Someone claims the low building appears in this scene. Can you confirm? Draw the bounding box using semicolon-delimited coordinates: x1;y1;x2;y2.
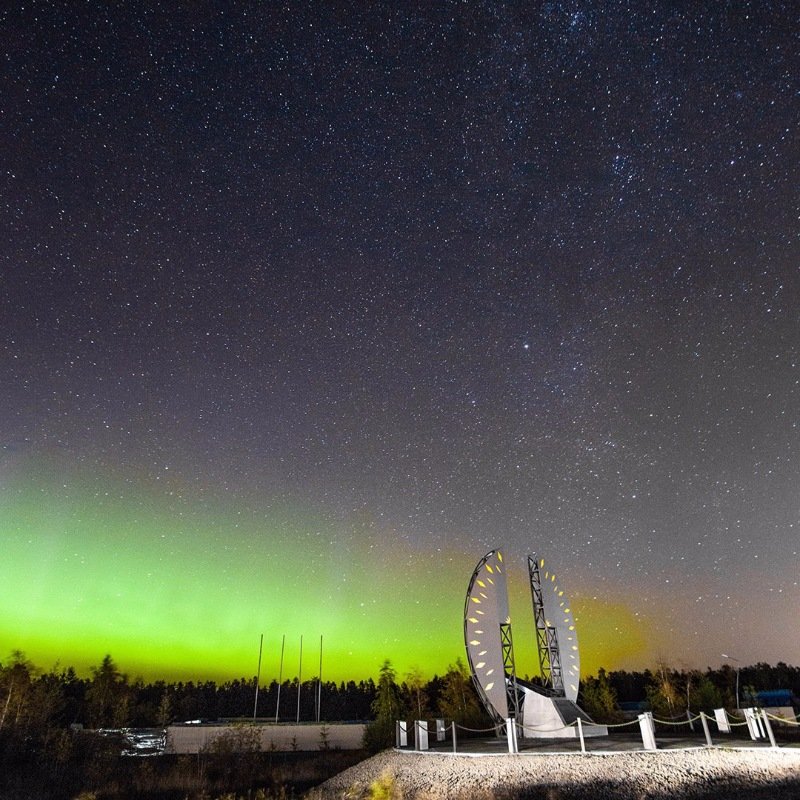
166;721;366;753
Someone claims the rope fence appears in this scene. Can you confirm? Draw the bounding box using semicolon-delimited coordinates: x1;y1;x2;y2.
518;720;578;734
602;719;641;728
453;724;498;733
651;715;702;726
765;712;800;726
395;704;797;755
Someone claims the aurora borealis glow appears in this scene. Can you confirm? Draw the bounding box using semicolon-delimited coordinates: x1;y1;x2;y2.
1;4;798;683
2;454;652;681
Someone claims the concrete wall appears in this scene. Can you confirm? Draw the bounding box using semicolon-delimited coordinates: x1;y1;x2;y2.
166;722;366;754
764;706;796;722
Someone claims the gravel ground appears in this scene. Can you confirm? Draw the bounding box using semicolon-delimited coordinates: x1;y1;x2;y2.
305;747;800;799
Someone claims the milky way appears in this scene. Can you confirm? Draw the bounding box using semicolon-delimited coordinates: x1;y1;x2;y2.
1;3;797;681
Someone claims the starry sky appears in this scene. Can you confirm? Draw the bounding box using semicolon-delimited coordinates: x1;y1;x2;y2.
1;2;798;684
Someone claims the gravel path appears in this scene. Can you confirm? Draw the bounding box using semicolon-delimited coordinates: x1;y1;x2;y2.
305;747;800;799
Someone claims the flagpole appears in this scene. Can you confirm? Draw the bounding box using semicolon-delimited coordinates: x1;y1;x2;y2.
253;633;263;720
296;635;303;723
316;635;323;723
275;634;285;724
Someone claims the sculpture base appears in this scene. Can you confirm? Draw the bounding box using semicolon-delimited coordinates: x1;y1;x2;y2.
518;688;608;739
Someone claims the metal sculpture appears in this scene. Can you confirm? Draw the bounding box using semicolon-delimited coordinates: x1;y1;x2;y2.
463;549;598;737
463;549;515;722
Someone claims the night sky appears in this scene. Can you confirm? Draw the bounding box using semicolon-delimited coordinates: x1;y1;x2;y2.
2;2;798;683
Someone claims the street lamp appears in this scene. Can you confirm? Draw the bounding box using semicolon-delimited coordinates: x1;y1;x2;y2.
721;653;740;709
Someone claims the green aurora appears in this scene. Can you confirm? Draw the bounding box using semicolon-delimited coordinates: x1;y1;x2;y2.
2;456;650;682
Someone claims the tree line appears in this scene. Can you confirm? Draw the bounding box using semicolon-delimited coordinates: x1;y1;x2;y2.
2;649;798;736
0;651;492;733
0;650;491;765
580;659;800;722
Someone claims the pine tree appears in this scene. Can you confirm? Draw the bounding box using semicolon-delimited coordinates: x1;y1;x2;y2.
363;660;401;752
580;668;622;723
437;658;484;727
86;655;130;728
0;651;36;731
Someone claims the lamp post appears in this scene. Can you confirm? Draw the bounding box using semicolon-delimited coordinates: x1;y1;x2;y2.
721;653;740;710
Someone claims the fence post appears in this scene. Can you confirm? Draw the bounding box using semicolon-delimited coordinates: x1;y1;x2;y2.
743;708;761;740
755;708;767;738
451;721;457;753
686;709;695;732
700;712;713;747
577;717;586;753
760;709;777;749
506;718;518;753
713;708;730;733
396;720;407;748
436;719;446;742
638;712;657;750
415;720;429;750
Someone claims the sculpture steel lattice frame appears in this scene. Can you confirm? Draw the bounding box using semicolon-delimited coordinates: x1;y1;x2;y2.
463;549;605;738
528;555;564;696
